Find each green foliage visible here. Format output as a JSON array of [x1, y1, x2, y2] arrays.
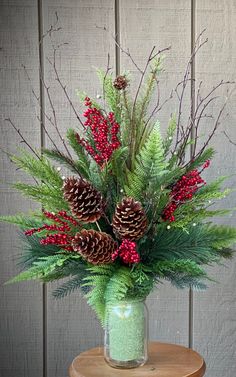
[[207, 225, 236, 251], [135, 57, 163, 124], [19, 234, 62, 268], [81, 265, 133, 324], [96, 69, 122, 123], [104, 266, 133, 304], [52, 275, 89, 298], [76, 90, 102, 110], [0, 211, 44, 228], [66, 128, 90, 178], [153, 259, 209, 290], [11, 149, 62, 186], [6, 254, 69, 284], [163, 114, 176, 155], [145, 223, 236, 266], [153, 259, 206, 278], [125, 123, 165, 201], [13, 182, 68, 211], [83, 265, 116, 323], [187, 148, 215, 171], [42, 148, 82, 175], [109, 147, 128, 192]]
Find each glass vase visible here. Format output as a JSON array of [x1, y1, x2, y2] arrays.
[[104, 299, 148, 368]]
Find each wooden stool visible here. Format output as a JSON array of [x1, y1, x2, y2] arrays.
[[69, 341, 206, 377]]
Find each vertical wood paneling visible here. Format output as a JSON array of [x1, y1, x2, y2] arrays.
[[194, 1, 236, 376], [41, 1, 116, 376], [119, 0, 191, 346], [0, 1, 43, 377], [1, 1, 236, 375]]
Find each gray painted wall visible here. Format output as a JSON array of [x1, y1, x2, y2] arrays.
[[0, 1, 235, 376]]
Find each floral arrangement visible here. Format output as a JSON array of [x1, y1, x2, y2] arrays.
[[2, 41, 236, 327]]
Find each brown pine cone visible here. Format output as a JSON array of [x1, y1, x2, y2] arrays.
[[112, 197, 148, 240], [113, 75, 128, 90], [72, 229, 117, 265], [63, 177, 104, 223]]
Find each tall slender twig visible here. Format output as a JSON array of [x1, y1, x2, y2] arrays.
[[5, 118, 40, 159]]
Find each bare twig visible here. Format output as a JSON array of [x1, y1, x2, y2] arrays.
[[23, 64, 72, 157], [96, 25, 143, 74], [102, 53, 112, 111], [47, 45, 86, 130], [40, 11, 62, 42], [223, 130, 236, 146], [5, 118, 40, 159], [194, 91, 232, 160], [174, 29, 208, 152]]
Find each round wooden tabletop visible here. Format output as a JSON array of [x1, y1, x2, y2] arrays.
[[69, 342, 206, 377]]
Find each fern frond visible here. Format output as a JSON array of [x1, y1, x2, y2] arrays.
[[125, 123, 165, 201], [104, 266, 133, 304], [83, 265, 116, 323], [6, 254, 69, 284]]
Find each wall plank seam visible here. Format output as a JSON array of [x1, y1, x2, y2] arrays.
[[37, 0, 47, 376], [189, 0, 196, 350], [115, 0, 120, 76]]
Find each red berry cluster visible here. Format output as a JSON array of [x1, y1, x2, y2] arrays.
[[77, 97, 121, 167], [112, 239, 140, 264], [24, 211, 80, 251], [162, 161, 210, 222], [40, 233, 73, 250]]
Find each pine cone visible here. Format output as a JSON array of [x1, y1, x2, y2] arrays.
[[63, 177, 104, 223], [113, 75, 128, 90], [112, 197, 148, 240], [72, 229, 117, 265]]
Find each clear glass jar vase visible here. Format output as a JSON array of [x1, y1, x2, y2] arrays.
[[104, 299, 148, 369]]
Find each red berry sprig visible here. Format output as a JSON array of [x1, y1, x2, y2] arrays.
[[76, 97, 121, 167], [40, 233, 73, 251], [112, 239, 140, 264], [162, 161, 211, 222], [24, 211, 80, 252]]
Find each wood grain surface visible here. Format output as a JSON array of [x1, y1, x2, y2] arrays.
[[69, 342, 206, 377], [193, 1, 236, 376], [0, 1, 43, 377]]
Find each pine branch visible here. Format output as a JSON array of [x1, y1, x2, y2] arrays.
[[66, 129, 90, 178], [42, 148, 83, 176], [11, 150, 63, 186], [13, 182, 69, 211]]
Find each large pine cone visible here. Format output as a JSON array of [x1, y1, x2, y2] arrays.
[[72, 229, 117, 265], [63, 177, 104, 223], [112, 197, 148, 240], [113, 75, 128, 90]]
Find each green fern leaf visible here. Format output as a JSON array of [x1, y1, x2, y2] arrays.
[[125, 123, 165, 201]]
